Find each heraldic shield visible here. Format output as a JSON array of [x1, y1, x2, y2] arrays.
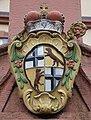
[[8, 3, 87, 114]]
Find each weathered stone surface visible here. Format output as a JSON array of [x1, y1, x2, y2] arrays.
[[0, 0, 91, 119]]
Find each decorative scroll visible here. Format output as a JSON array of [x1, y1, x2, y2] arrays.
[[23, 89, 67, 114]]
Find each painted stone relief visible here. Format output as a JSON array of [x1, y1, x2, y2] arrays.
[[8, 3, 87, 114]]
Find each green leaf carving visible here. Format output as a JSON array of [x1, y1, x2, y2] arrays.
[[65, 76, 69, 90], [15, 68, 17, 73], [73, 66, 76, 71], [11, 43, 24, 62], [65, 53, 72, 60], [61, 78, 66, 85], [10, 42, 28, 89], [69, 71, 72, 80], [21, 75, 28, 83], [74, 55, 78, 62], [65, 69, 71, 76], [17, 77, 21, 82], [20, 80, 24, 89], [16, 68, 28, 89], [66, 80, 69, 90], [62, 75, 70, 90], [63, 44, 79, 90], [20, 68, 23, 73]]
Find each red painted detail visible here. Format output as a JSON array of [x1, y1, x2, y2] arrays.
[[15, 60, 22, 68], [25, 11, 40, 23], [73, 26, 83, 35], [48, 11, 64, 22], [66, 60, 74, 68]]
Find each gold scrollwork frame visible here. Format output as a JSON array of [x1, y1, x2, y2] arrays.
[[8, 27, 84, 114]]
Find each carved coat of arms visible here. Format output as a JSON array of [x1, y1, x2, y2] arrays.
[[8, 3, 87, 114]]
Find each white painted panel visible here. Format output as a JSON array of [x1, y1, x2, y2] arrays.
[[55, 79, 59, 86], [55, 68, 63, 76], [27, 53, 34, 59], [45, 67, 51, 75], [25, 61, 33, 69], [45, 79, 51, 91], [0, 24, 9, 32], [38, 59, 44, 66], [38, 46, 44, 56], [0, 0, 10, 12], [81, 0, 91, 16], [0, 38, 8, 45], [83, 29, 91, 46]]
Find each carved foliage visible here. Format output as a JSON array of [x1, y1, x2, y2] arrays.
[[8, 41, 28, 89], [62, 41, 80, 90]]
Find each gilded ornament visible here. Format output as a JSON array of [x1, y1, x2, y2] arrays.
[[8, 3, 87, 114]]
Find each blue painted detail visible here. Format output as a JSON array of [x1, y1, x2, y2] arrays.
[[0, 12, 9, 15], [82, 16, 91, 20]]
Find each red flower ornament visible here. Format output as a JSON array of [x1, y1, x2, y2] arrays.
[[15, 60, 22, 68], [66, 60, 75, 68], [73, 26, 83, 36]]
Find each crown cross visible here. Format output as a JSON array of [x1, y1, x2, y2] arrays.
[[40, 3, 48, 19]]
